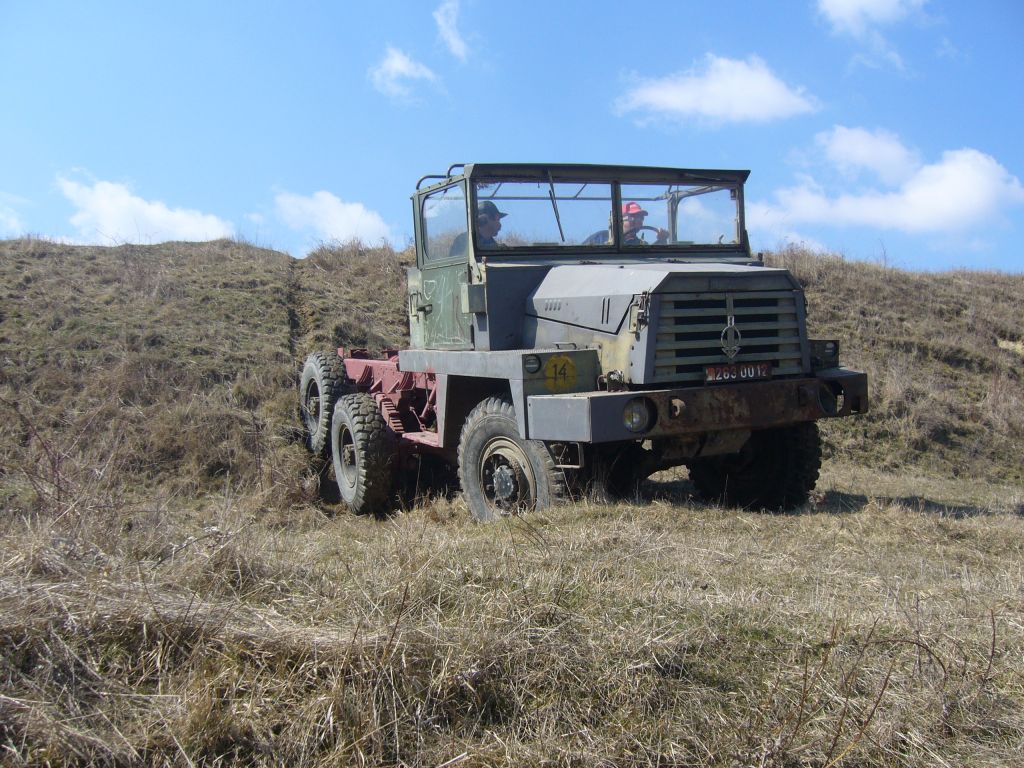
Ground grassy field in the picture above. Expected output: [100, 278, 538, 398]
[1, 238, 1022, 766]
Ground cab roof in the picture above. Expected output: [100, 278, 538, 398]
[416, 163, 750, 193]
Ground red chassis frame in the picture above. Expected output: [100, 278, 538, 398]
[339, 348, 443, 454]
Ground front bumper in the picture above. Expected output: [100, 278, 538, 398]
[525, 368, 868, 443]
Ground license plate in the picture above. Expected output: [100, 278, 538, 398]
[704, 361, 772, 384]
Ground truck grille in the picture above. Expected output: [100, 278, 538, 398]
[651, 290, 805, 384]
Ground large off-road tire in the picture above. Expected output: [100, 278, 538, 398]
[458, 397, 565, 522]
[300, 351, 347, 457]
[330, 393, 395, 515]
[688, 422, 822, 511]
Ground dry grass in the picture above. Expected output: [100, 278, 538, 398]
[2, 491, 1022, 766]
[767, 246, 1024, 482]
[1, 238, 1022, 765]
[294, 241, 412, 360]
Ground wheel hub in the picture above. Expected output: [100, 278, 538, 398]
[336, 427, 357, 489]
[491, 463, 520, 501]
[480, 439, 533, 512]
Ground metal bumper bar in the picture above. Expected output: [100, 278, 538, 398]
[526, 368, 868, 443]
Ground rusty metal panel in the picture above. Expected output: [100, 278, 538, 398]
[527, 371, 868, 444]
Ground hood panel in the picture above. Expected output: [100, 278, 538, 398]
[526, 263, 796, 334]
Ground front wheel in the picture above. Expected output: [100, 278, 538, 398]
[688, 423, 822, 511]
[330, 393, 395, 515]
[458, 397, 564, 522]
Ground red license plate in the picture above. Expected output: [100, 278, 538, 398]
[704, 361, 772, 384]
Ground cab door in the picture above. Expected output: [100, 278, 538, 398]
[413, 182, 474, 350]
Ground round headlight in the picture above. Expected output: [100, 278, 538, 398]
[524, 354, 542, 374]
[623, 397, 653, 433]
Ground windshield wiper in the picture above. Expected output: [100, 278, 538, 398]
[547, 172, 565, 243]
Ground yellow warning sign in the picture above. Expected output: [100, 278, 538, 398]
[543, 354, 577, 393]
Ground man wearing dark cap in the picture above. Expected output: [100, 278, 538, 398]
[448, 200, 508, 257]
[475, 200, 507, 249]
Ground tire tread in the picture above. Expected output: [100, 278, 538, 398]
[300, 351, 347, 457]
[333, 393, 394, 515]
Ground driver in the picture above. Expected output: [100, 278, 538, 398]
[585, 202, 671, 244]
[621, 202, 668, 245]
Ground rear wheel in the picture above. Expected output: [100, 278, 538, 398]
[458, 397, 564, 522]
[300, 351, 347, 457]
[331, 393, 395, 515]
[688, 422, 822, 511]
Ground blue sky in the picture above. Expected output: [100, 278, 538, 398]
[2, 0, 1022, 271]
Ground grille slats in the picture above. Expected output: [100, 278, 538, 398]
[655, 334, 800, 351]
[649, 289, 806, 384]
[660, 306, 798, 319]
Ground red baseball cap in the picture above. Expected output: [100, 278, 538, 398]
[622, 202, 648, 216]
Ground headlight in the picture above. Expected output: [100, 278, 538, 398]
[809, 339, 840, 369]
[623, 397, 654, 433]
[523, 354, 542, 374]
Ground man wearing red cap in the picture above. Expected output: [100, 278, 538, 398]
[621, 201, 669, 245]
[583, 202, 670, 245]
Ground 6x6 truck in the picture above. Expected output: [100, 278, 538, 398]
[300, 163, 868, 521]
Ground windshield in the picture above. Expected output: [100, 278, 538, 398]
[475, 180, 612, 247]
[472, 178, 741, 249]
[620, 182, 741, 246]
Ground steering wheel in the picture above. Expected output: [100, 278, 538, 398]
[634, 225, 668, 244]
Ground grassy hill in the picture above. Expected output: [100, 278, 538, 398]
[767, 246, 1024, 486]
[1, 237, 1021, 766]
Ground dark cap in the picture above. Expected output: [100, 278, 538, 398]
[478, 200, 508, 219]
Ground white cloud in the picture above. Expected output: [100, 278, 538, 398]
[818, 0, 926, 70]
[615, 55, 817, 124]
[936, 36, 963, 61]
[818, 0, 926, 37]
[0, 206, 21, 235]
[749, 144, 1024, 236]
[849, 33, 907, 70]
[275, 190, 391, 244]
[57, 178, 233, 243]
[816, 125, 920, 185]
[0, 191, 26, 235]
[369, 47, 439, 100]
[434, 0, 468, 61]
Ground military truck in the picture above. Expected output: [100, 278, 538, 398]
[300, 163, 868, 521]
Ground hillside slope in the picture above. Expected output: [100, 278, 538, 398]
[0, 238, 412, 515]
[767, 247, 1024, 483]
[2, 238, 1020, 510]
[1, 238, 1022, 767]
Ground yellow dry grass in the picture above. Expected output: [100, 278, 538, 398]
[1, 238, 1022, 766]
